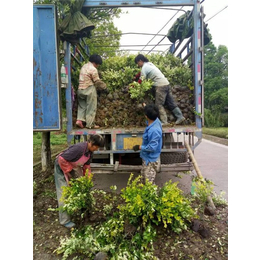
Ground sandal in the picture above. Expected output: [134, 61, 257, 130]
[76, 120, 84, 128]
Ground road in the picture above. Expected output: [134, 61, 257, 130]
[194, 139, 228, 200]
[92, 138, 228, 200]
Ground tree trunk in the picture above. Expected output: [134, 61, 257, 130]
[41, 132, 51, 171]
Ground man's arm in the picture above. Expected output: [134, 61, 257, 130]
[141, 131, 161, 152]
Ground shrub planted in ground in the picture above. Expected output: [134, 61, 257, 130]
[56, 174, 197, 259]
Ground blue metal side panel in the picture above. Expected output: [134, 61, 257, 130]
[33, 5, 61, 131]
[193, 1, 202, 130]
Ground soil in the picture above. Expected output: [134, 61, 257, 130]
[33, 160, 228, 259]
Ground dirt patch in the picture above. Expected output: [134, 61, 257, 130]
[33, 163, 228, 259]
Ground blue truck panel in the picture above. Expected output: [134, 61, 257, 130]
[33, 5, 61, 131]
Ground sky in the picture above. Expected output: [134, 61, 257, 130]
[113, 0, 228, 54]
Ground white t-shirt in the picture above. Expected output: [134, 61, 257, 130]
[141, 62, 169, 86]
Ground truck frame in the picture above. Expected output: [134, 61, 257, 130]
[33, 0, 205, 173]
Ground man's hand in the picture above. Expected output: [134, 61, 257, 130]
[133, 145, 140, 151]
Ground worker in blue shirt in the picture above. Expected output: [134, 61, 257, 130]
[133, 104, 162, 184]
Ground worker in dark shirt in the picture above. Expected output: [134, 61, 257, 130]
[54, 134, 104, 228]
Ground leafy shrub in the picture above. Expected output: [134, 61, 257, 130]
[60, 171, 94, 216]
[192, 177, 214, 204]
[128, 79, 153, 101]
[119, 174, 159, 227]
[156, 180, 196, 233]
[99, 53, 192, 91]
[119, 174, 196, 233]
[204, 108, 228, 127]
[56, 174, 197, 259]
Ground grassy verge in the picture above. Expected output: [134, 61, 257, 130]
[33, 131, 68, 165]
[202, 127, 228, 139]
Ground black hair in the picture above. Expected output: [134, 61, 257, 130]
[144, 104, 159, 121]
[89, 54, 103, 65]
[134, 54, 149, 64]
[88, 134, 105, 147]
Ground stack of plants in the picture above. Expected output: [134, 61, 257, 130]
[71, 53, 195, 127]
[55, 173, 197, 259]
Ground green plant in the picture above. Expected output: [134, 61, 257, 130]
[60, 171, 94, 216]
[212, 191, 228, 206]
[119, 174, 159, 227]
[119, 174, 196, 233]
[55, 174, 198, 259]
[192, 177, 214, 204]
[156, 180, 196, 233]
[128, 79, 153, 101]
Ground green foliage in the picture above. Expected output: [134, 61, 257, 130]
[99, 54, 192, 98]
[156, 180, 196, 233]
[119, 174, 196, 233]
[204, 108, 228, 127]
[55, 174, 197, 259]
[204, 42, 228, 127]
[203, 127, 228, 139]
[101, 66, 137, 91]
[60, 172, 94, 215]
[192, 177, 214, 204]
[149, 53, 192, 86]
[119, 175, 159, 227]
[212, 191, 228, 206]
[128, 79, 153, 101]
[56, 216, 157, 259]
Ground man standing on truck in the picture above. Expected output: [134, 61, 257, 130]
[76, 54, 107, 129]
[134, 54, 185, 125]
[54, 134, 105, 228]
[133, 104, 162, 184]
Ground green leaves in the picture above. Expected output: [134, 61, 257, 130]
[60, 172, 94, 215]
[128, 79, 153, 101]
[120, 174, 196, 233]
[55, 174, 198, 259]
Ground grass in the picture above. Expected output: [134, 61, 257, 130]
[33, 131, 68, 165]
[202, 127, 228, 139]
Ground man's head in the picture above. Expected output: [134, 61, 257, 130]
[88, 134, 105, 152]
[144, 104, 159, 121]
[89, 54, 103, 68]
[134, 54, 149, 68]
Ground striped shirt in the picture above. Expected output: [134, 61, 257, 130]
[78, 62, 100, 89]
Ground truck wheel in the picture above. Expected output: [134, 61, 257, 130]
[160, 152, 188, 164]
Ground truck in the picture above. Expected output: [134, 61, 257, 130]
[33, 0, 205, 173]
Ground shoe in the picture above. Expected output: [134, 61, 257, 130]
[64, 221, 75, 229]
[76, 120, 84, 128]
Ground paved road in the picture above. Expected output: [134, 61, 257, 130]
[194, 138, 228, 200]
[92, 138, 228, 200]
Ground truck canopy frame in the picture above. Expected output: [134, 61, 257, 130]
[61, 0, 204, 170]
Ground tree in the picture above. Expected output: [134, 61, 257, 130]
[204, 42, 228, 126]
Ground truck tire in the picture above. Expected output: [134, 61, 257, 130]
[160, 152, 188, 164]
